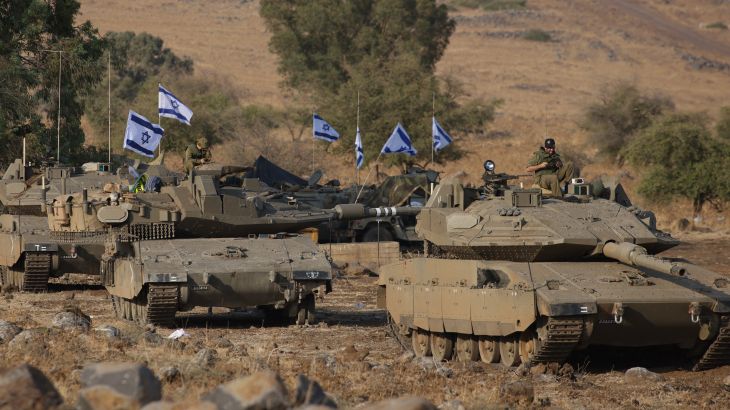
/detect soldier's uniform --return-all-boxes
[184,137,212,173]
[527,145,574,197]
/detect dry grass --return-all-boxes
[76,0,730,228]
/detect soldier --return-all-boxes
[525,138,574,197]
[184,137,212,173]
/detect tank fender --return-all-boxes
[106,259,187,300]
[535,292,597,317]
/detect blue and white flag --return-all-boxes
[432,116,453,152]
[355,127,364,169]
[313,113,340,142]
[158,84,193,125]
[381,123,417,157]
[123,111,164,158]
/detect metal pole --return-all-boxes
[108,54,112,164]
[431,92,435,165]
[158,83,162,156]
[356,91,360,185]
[57,52,62,163]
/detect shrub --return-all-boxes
[449,0,527,11]
[522,29,553,42]
[706,21,728,30]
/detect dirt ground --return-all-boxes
[1,234,729,408]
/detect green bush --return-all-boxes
[716,106,730,141]
[449,0,527,11]
[580,83,673,161]
[522,29,553,42]
[706,21,728,30]
[625,113,730,214]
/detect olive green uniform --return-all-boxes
[527,147,574,197]
[184,144,211,173]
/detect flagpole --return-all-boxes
[355,151,382,203]
[431,92,435,165]
[108,53,111,164]
[158,84,162,156]
[356,91,360,186]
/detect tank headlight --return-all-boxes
[483,160,495,172]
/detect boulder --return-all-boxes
[293,374,337,408]
[195,348,218,367]
[0,320,22,343]
[624,367,664,382]
[361,397,437,410]
[0,364,63,409]
[94,325,120,339]
[213,337,233,349]
[140,331,163,346]
[7,328,49,353]
[78,385,139,410]
[160,366,180,383]
[80,362,162,406]
[203,371,288,410]
[499,380,534,405]
[52,307,91,331]
[723,375,730,392]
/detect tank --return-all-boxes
[378,166,730,370]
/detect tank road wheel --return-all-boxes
[412,329,432,357]
[519,330,541,364]
[499,334,521,367]
[455,335,480,362]
[478,336,501,364]
[430,332,454,362]
[296,294,316,326]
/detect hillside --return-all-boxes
[78,0,730,228]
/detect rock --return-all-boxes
[195,348,218,367]
[624,367,664,382]
[78,385,138,410]
[499,380,534,405]
[203,371,288,410]
[94,325,120,339]
[293,374,337,408]
[80,362,162,406]
[52,306,91,331]
[141,401,177,410]
[438,400,465,410]
[514,363,529,377]
[337,344,369,362]
[361,397,437,410]
[230,344,249,357]
[558,363,575,379]
[7,328,49,352]
[414,357,436,372]
[530,363,547,375]
[214,337,233,349]
[160,366,180,383]
[398,351,415,364]
[140,331,163,346]
[0,320,22,343]
[435,366,453,379]
[723,375,730,391]
[0,364,63,409]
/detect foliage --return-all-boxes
[261,0,495,168]
[0,0,105,165]
[448,0,527,11]
[716,106,730,141]
[522,29,553,42]
[580,83,674,161]
[706,21,728,30]
[625,113,730,214]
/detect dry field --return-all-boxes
[0,235,729,408]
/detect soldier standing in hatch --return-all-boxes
[525,138,574,197]
[184,137,212,173]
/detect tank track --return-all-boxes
[145,284,179,327]
[530,317,584,364]
[693,316,730,371]
[21,253,52,292]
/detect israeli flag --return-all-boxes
[355,127,364,169]
[381,123,417,157]
[123,111,164,158]
[158,84,193,125]
[432,116,453,152]
[313,113,340,142]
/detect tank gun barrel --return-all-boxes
[333,204,420,220]
[603,241,686,276]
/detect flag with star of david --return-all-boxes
[355,127,364,169]
[432,116,453,152]
[123,111,164,158]
[313,113,340,142]
[381,122,417,157]
[159,84,193,125]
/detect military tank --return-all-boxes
[378,163,730,370]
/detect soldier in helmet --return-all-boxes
[525,138,574,197]
[184,136,212,173]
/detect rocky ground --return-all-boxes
[1,236,729,409]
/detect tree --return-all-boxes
[625,113,730,215]
[0,0,104,165]
[716,106,730,141]
[260,0,495,168]
[580,83,673,162]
